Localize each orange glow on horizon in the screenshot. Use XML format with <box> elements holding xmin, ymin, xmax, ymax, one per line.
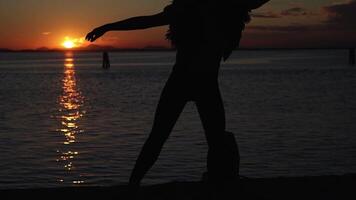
<box><xmin>61</xmin><ymin>36</ymin><xmax>85</xmax><ymax>49</ymax></box>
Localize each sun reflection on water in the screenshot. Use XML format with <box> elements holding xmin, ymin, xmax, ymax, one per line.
<box><xmin>56</xmin><ymin>52</ymin><xmax>86</xmax><ymax>185</ymax></box>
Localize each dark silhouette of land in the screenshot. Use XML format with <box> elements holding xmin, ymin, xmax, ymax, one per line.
<box><xmin>1</xmin><ymin>46</ymin><xmax>355</xmax><ymax>53</ymax></box>
<box><xmin>1</xmin><ymin>174</ymin><xmax>355</xmax><ymax>200</ymax></box>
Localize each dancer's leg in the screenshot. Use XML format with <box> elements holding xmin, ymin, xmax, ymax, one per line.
<box><xmin>129</xmin><ymin>80</ymin><xmax>186</xmax><ymax>186</ymax></box>
<box><xmin>196</xmin><ymin>82</ymin><xmax>239</xmax><ymax>180</ymax></box>
<box><xmin>195</xmin><ymin>82</ymin><xmax>226</xmax><ymax>144</ymax></box>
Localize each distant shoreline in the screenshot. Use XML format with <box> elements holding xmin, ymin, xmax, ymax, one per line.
<box><xmin>1</xmin><ymin>47</ymin><xmax>355</xmax><ymax>53</ymax></box>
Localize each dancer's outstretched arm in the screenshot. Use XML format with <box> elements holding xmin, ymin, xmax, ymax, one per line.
<box><xmin>86</xmin><ymin>12</ymin><xmax>169</xmax><ymax>42</ymax></box>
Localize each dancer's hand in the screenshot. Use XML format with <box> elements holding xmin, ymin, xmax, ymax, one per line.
<box><xmin>86</xmin><ymin>25</ymin><xmax>108</xmax><ymax>42</ymax></box>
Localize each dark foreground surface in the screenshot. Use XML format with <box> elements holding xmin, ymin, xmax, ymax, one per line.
<box><xmin>1</xmin><ymin>174</ymin><xmax>355</xmax><ymax>200</ymax></box>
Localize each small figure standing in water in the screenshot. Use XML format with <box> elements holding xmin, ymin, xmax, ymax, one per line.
<box><xmin>350</xmin><ymin>48</ymin><xmax>355</xmax><ymax>66</ymax></box>
<box><xmin>102</xmin><ymin>51</ymin><xmax>110</xmax><ymax>69</ymax></box>
<box><xmin>86</xmin><ymin>0</ymin><xmax>269</xmax><ymax>192</ymax></box>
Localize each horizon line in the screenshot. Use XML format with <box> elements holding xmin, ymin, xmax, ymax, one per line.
<box><xmin>1</xmin><ymin>47</ymin><xmax>356</xmax><ymax>53</ymax></box>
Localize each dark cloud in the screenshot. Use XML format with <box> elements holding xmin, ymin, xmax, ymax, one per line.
<box><xmin>243</xmin><ymin>2</ymin><xmax>356</xmax><ymax>47</ymax></box>
<box><xmin>252</xmin><ymin>6</ymin><xmax>315</xmax><ymax>19</ymax></box>
<box><xmin>248</xmin><ymin>24</ymin><xmax>310</xmax><ymax>32</ymax></box>
<box><xmin>251</xmin><ymin>12</ymin><xmax>280</xmax><ymax>18</ymax></box>
<box><xmin>323</xmin><ymin>0</ymin><xmax>356</xmax><ymax>30</ymax></box>
<box><xmin>281</xmin><ymin>7</ymin><xmax>309</xmax><ymax>16</ymax></box>
<box><xmin>249</xmin><ymin>1</ymin><xmax>356</xmax><ymax>32</ymax></box>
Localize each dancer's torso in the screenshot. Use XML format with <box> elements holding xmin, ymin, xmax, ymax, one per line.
<box><xmin>164</xmin><ymin>0</ymin><xmax>244</xmax><ymax>99</ymax></box>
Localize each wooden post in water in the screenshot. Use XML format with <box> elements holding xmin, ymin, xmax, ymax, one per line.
<box><xmin>349</xmin><ymin>48</ymin><xmax>355</xmax><ymax>66</ymax></box>
<box><xmin>102</xmin><ymin>51</ymin><xmax>110</xmax><ymax>69</ymax></box>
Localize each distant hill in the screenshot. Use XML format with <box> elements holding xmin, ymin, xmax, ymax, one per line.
<box><xmin>78</xmin><ymin>44</ymin><xmax>170</xmax><ymax>51</ymax></box>
<box><xmin>0</xmin><ymin>44</ymin><xmax>171</xmax><ymax>52</ymax></box>
<box><xmin>78</xmin><ymin>44</ymin><xmax>116</xmax><ymax>51</ymax></box>
<box><xmin>36</xmin><ymin>47</ymin><xmax>51</xmax><ymax>51</ymax></box>
<box><xmin>143</xmin><ymin>45</ymin><xmax>170</xmax><ymax>50</ymax></box>
<box><xmin>0</xmin><ymin>48</ymin><xmax>13</xmax><ymax>52</ymax></box>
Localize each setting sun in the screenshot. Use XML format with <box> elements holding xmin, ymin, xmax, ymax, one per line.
<box><xmin>61</xmin><ymin>36</ymin><xmax>85</xmax><ymax>49</ymax></box>
<box><xmin>63</xmin><ymin>40</ymin><xmax>75</xmax><ymax>49</ymax></box>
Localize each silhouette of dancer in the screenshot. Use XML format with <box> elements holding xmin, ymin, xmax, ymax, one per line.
<box><xmin>86</xmin><ymin>0</ymin><xmax>269</xmax><ymax>190</ymax></box>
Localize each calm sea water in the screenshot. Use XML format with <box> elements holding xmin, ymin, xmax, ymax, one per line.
<box><xmin>0</xmin><ymin>50</ymin><xmax>355</xmax><ymax>189</ymax></box>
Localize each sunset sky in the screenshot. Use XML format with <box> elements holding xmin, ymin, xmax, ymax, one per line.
<box><xmin>0</xmin><ymin>0</ymin><xmax>356</xmax><ymax>50</ymax></box>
